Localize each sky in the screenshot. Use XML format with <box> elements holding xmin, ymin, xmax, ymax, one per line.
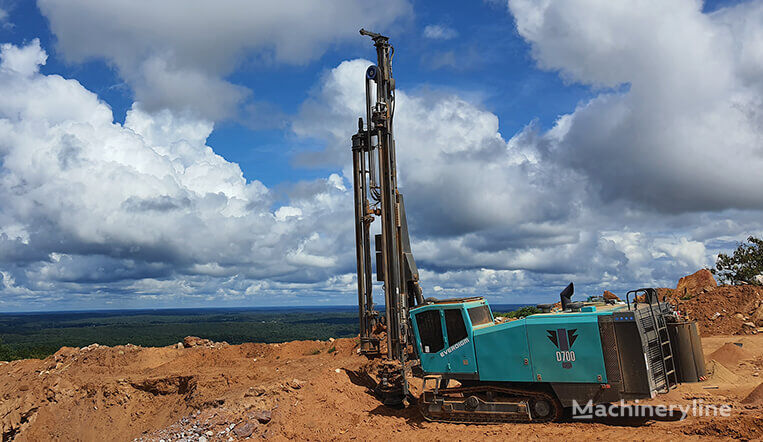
<box><xmin>0</xmin><ymin>0</ymin><xmax>761</xmax><ymax>311</ymax></box>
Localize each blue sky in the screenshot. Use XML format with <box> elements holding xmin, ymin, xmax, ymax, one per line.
<box><xmin>2</xmin><ymin>0</ymin><xmax>597</xmax><ymax>186</ymax></box>
<box><xmin>0</xmin><ymin>0</ymin><xmax>761</xmax><ymax>311</ymax></box>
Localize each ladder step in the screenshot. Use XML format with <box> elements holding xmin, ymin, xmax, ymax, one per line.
<box><xmin>665</xmin><ymin>369</ymin><xmax>675</xmax><ymax>376</ymax></box>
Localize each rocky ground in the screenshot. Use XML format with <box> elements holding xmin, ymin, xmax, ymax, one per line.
<box><xmin>2</xmin><ymin>272</ymin><xmax>763</xmax><ymax>441</ymax></box>
<box><xmin>1</xmin><ymin>333</ymin><xmax>761</xmax><ymax>441</ymax></box>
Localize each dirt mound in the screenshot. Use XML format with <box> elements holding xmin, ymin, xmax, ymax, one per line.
<box><xmin>676</xmin><ymin>269</ymin><xmax>717</xmax><ymax>298</ymax></box>
<box><xmin>683</xmin><ymin>414</ymin><xmax>763</xmax><ymax>439</ymax></box>
<box><xmin>705</xmin><ymin>360</ymin><xmax>741</xmax><ymax>384</ymax></box>
<box><xmin>741</xmin><ymin>382</ymin><xmax>763</xmax><ymax>404</ymax></box>
<box><xmin>753</xmin><ymin>303</ymin><xmax>763</xmax><ymax>327</ymax></box>
<box><xmin>707</xmin><ymin>342</ymin><xmax>753</xmax><ymax>366</ymax></box>
<box><xmin>602</xmin><ymin>290</ymin><xmax>620</xmax><ymax>301</ymax></box>
<box><xmin>678</xmin><ymin>284</ymin><xmax>763</xmax><ymax>335</ymax></box>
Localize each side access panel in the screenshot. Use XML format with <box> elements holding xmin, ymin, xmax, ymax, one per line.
<box><xmin>525</xmin><ymin>315</ymin><xmax>607</xmax><ymax>383</ymax></box>
<box><xmin>473</xmin><ymin>321</ymin><xmax>534</xmax><ymax>382</ymax></box>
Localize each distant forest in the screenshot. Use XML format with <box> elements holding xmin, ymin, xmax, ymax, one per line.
<box><xmin>0</xmin><ymin>308</ymin><xmax>359</xmax><ymax>361</ymax></box>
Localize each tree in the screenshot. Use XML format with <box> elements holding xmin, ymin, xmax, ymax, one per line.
<box><xmin>711</xmin><ymin>236</ymin><xmax>763</xmax><ymax>285</ymax></box>
<box><xmin>496</xmin><ymin>306</ymin><xmax>541</xmax><ymax>319</ymax></box>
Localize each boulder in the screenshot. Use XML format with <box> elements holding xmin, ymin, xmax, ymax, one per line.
<box><xmin>183</xmin><ymin>336</ymin><xmax>213</xmax><ymax>348</ymax></box>
<box><xmin>676</xmin><ymin>269</ymin><xmax>717</xmax><ymax>298</ymax></box>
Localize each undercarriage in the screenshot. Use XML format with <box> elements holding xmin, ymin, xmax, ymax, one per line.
<box><xmin>418</xmin><ymin>377</ymin><xmax>563</xmax><ymax>423</ymax></box>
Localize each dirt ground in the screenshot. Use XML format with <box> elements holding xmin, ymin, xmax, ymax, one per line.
<box><xmin>1</xmin><ymin>332</ymin><xmax>762</xmax><ymax>441</ymax></box>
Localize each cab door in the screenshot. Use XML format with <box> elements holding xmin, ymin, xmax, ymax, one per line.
<box><xmin>441</xmin><ymin>308</ymin><xmax>477</xmax><ymax>375</ymax></box>
<box><xmin>413</xmin><ymin>309</ymin><xmax>449</xmax><ymax>373</ymax></box>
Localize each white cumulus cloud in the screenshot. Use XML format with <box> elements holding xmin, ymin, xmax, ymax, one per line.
<box><xmin>508</xmin><ymin>0</ymin><xmax>763</xmax><ymax>212</ymax></box>
<box><xmin>0</xmin><ymin>41</ymin><xmax>355</xmax><ymax>310</ymax></box>
<box><xmin>37</xmin><ymin>0</ymin><xmax>412</xmax><ymax>120</ymax></box>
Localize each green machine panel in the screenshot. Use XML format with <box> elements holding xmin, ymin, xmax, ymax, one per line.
<box><xmin>473</xmin><ymin>321</ymin><xmax>534</xmax><ymax>382</ymax></box>
<box><xmin>525</xmin><ymin>314</ymin><xmax>608</xmax><ymax>383</ymax></box>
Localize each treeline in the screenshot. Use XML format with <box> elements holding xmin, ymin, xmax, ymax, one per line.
<box><xmin>0</xmin><ymin>309</ymin><xmax>359</xmax><ymax>361</ymax></box>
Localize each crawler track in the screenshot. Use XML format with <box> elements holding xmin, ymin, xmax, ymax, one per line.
<box><xmin>419</xmin><ymin>385</ymin><xmax>562</xmax><ymax>424</ymax></box>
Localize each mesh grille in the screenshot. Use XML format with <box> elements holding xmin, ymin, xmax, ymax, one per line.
<box><xmin>598</xmin><ymin>319</ymin><xmax>622</xmax><ymax>383</ymax></box>
<box><xmin>638</xmin><ymin>308</ymin><xmax>667</xmax><ymax>388</ymax></box>
<box><xmin>639</xmin><ymin>313</ymin><xmax>655</xmax><ymax>332</ymax></box>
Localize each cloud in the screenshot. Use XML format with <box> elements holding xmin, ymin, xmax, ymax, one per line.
<box><xmin>0</xmin><ymin>39</ymin><xmax>47</xmax><ymax>76</ymax></box>
<box><xmin>507</xmin><ymin>0</ymin><xmax>763</xmax><ymax>213</ymax></box>
<box><xmin>294</xmin><ymin>59</ymin><xmax>581</xmax><ymax>238</ymax></box>
<box><xmin>4</xmin><ymin>0</ymin><xmax>763</xmax><ymax>310</ymax></box>
<box><xmin>423</xmin><ymin>24</ymin><xmax>458</xmax><ymax>40</ymax></box>
<box><xmin>0</xmin><ymin>41</ymin><xmax>355</xmax><ymax>310</ymax></box>
<box><xmin>292</xmin><ymin>19</ymin><xmax>763</xmax><ymax>301</ymax></box>
<box><xmin>37</xmin><ymin>0</ymin><xmax>412</xmax><ymax>120</ymax></box>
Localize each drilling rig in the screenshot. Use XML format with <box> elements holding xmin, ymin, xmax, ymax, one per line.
<box><xmin>351</xmin><ymin>30</ymin><xmax>707</xmax><ymax>422</ymax></box>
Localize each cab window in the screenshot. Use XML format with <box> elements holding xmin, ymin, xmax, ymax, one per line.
<box><xmin>444</xmin><ymin>309</ymin><xmax>468</xmax><ymax>344</ymax></box>
<box><xmin>467</xmin><ymin>305</ymin><xmax>493</xmax><ymax>326</ymax></box>
<box><xmin>415</xmin><ymin>310</ymin><xmax>444</xmax><ymax>353</ymax></box>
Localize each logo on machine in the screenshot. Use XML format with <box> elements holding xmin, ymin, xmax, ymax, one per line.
<box><xmin>439</xmin><ymin>338</ymin><xmax>470</xmax><ymax>358</ymax></box>
<box><xmin>547</xmin><ymin>328</ymin><xmax>578</xmax><ymax>369</ymax></box>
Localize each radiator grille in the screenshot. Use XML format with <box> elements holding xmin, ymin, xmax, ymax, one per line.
<box><xmin>635</xmin><ymin>306</ymin><xmax>667</xmax><ymax>390</ymax></box>
<box><xmin>598</xmin><ymin>319</ymin><xmax>622</xmax><ymax>383</ymax></box>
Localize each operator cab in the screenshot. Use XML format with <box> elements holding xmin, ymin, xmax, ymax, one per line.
<box><xmin>409</xmin><ymin>297</ymin><xmax>493</xmax><ymax>378</ymax></box>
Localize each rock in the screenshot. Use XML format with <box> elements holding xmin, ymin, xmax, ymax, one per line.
<box><xmin>743</xmin><ymin>322</ymin><xmax>756</xmax><ymax>329</ymax></box>
<box><xmin>752</xmin><ymin>304</ymin><xmax>763</xmax><ymax>327</ymax></box>
<box><xmin>199</xmin><ymin>436</ymin><xmax>207</xmax><ymax>442</ymax></box>
<box><xmin>676</xmin><ymin>269</ymin><xmax>717</xmax><ymax>298</ymax></box>
<box><xmin>711</xmin><ymin>312</ymin><xmax>722</xmax><ymax>320</ymax></box>
<box><xmin>602</xmin><ymin>290</ymin><xmax>621</xmax><ymax>301</ymax></box>
<box><xmin>289</xmin><ymin>378</ymin><xmax>303</xmax><ymax>389</ymax></box>
<box><xmin>183</xmin><ymin>336</ymin><xmax>213</xmax><ymax>348</ymax></box>
<box><xmin>233</xmin><ymin>421</ymin><xmax>256</xmax><ymax>438</ymax></box>
<box><xmin>176</xmin><ymin>343</ymin><xmax>184</xmax><ymax>349</ymax></box>
<box><xmin>245</xmin><ymin>387</ymin><xmax>266</xmax><ymax>397</ymax></box>
<box><xmin>205</xmin><ymin>430</ymin><xmax>214</xmax><ymax>436</ymax></box>
<box><xmin>734</xmin><ymin>313</ymin><xmax>745</xmax><ymax>320</ymax></box>
<box><xmin>253</xmin><ymin>410</ymin><xmax>272</xmax><ymax>424</ymax></box>
<box><xmin>328</xmin><ymin>337</ymin><xmax>335</xmax><ymax>342</ymax></box>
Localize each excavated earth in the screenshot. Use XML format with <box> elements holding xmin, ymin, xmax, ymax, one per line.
<box><xmin>2</xmin><ymin>280</ymin><xmax>763</xmax><ymax>440</ymax></box>
<box><xmin>1</xmin><ymin>333</ymin><xmax>762</xmax><ymax>441</ymax></box>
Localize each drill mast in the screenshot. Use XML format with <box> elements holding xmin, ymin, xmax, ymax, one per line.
<box><xmin>351</xmin><ymin>29</ymin><xmax>423</xmax><ymax>402</ymax></box>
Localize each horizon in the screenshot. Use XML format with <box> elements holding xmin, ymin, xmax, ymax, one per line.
<box><xmin>0</xmin><ymin>301</ymin><xmax>533</xmax><ymax>315</ymax></box>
